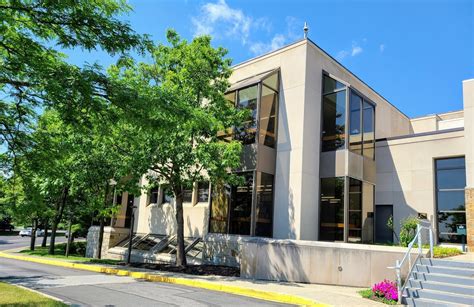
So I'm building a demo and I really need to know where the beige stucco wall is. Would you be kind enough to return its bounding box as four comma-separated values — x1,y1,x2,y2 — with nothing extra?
134,176,209,237
410,111,464,134
376,130,465,240
463,79,474,248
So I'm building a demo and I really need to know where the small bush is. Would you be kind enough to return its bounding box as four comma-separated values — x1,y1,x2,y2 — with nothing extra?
433,246,462,258
399,216,419,247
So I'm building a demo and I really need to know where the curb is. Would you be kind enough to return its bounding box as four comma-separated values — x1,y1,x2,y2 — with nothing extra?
0,251,326,306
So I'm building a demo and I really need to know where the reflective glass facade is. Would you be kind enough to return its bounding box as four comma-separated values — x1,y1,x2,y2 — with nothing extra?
435,157,466,243
209,71,279,237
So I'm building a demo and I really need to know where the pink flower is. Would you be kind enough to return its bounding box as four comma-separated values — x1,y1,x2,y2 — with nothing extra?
371,279,398,301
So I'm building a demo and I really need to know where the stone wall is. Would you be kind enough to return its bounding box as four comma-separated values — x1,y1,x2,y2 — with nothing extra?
466,188,474,250
85,226,130,258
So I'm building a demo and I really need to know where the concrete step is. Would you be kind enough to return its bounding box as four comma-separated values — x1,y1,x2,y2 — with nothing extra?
408,278,474,295
404,288,474,305
419,257,474,269
404,297,471,307
412,271,474,286
415,264,474,277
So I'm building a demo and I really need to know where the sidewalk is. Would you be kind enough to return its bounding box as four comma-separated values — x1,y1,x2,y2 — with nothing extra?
0,249,383,307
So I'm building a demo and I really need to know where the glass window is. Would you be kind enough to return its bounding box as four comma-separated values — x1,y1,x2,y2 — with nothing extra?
209,182,231,233
263,72,279,91
322,91,346,151
255,172,274,237
198,182,209,202
229,172,253,235
259,85,278,148
362,101,375,159
183,187,193,203
149,187,159,204
435,157,466,243
348,178,362,242
323,75,345,94
349,92,362,155
235,86,258,145
319,177,345,241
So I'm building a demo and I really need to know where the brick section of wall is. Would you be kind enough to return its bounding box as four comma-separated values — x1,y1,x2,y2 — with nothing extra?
466,188,474,250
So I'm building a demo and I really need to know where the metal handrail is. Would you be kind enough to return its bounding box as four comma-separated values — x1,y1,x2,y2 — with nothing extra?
388,221,434,304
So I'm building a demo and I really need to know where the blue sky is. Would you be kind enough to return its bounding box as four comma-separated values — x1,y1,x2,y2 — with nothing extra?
65,0,473,118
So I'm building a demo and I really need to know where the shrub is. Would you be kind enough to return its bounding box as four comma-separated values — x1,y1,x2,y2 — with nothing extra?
433,246,462,258
399,216,419,247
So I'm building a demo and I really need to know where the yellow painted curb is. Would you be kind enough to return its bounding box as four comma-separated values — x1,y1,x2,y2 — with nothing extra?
0,251,327,306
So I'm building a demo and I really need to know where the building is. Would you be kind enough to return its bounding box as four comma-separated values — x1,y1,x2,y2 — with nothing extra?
87,38,473,271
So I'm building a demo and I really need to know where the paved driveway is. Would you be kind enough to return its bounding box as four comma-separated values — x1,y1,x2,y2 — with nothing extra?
0,236,289,306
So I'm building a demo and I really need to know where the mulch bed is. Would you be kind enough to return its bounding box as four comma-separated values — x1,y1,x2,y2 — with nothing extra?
120,262,240,277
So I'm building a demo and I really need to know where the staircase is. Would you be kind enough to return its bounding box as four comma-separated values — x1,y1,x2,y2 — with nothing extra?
403,258,474,306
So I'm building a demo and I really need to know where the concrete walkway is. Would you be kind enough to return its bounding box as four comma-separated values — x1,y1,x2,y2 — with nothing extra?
445,252,474,262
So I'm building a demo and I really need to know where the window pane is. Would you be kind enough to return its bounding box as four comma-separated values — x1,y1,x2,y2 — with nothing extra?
210,182,230,233
319,177,345,241
183,188,193,203
162,187,173,203
362,101,375,159
349,92,362,155
437,191,465,211
436,157,465,170
437,168,466,189
225,91,236,105
235,86,258,145
263,72,279,91
255,172,274,237
149,187,159,204
348,178,362,242
229,172,253,235
322,91,346,151
259,85,278,148
323,75,345,94
438,212,466,235
198,182,209,203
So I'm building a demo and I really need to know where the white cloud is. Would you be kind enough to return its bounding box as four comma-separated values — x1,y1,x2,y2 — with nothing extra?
380,44,385,52
192,0,253,44
336,41,363,61
249,16,302,55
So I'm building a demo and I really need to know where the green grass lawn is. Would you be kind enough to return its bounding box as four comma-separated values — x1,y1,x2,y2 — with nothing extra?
0,282,67,306
20,242,121,265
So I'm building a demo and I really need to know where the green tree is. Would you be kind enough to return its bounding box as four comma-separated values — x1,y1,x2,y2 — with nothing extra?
0,0,147,169
108,30,245,266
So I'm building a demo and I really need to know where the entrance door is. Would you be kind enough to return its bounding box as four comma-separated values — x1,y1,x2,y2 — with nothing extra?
375,205,393,244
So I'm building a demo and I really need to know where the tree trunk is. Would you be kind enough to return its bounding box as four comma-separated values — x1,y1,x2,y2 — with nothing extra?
96,183,111,259
30,218,37,251
41,220,48,247
97,217,105,259
65,217,73,257
175,187,186,267
49,187,68,255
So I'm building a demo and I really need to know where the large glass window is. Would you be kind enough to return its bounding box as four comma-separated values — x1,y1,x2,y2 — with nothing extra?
320,177,374,243
149,187,159,204
255,172,274,237
235,86,258,145
183,187,193,203
229,172,253,235
349,92,362,155
435,157,466,243
197,182,209,203
209,171,274,237
259,85,278,148
348,91,375,159
320,177,345,241
322,86,346,151
209,182,231,233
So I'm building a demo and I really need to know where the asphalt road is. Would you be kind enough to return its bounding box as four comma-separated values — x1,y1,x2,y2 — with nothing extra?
0,234,68,251
0,237,289,307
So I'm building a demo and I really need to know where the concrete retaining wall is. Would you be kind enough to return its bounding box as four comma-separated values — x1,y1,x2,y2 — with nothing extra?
240,238,419,287
85,226,129,258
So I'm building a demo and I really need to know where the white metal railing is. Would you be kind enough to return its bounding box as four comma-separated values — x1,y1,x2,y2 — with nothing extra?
388,221,434,304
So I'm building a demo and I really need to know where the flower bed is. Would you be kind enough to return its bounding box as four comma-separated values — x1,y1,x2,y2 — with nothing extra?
359,279,398,305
